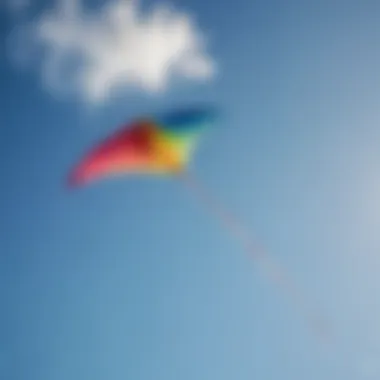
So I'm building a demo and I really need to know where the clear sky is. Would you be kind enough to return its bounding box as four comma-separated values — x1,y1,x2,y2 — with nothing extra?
2,0,380,379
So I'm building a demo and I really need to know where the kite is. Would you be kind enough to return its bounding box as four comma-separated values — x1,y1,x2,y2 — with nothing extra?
68,106,330,341
68,106,215,185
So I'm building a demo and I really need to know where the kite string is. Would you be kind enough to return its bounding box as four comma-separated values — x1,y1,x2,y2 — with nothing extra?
179,171,380,379
179,170,332,343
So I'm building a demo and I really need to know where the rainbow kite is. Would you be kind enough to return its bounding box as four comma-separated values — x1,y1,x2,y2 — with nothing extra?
68,107,216,186
68,106,329,341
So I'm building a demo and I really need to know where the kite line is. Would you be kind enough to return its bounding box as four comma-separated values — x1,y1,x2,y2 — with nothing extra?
179,170,332,344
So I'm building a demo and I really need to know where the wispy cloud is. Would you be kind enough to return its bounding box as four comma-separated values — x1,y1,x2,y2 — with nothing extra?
10,0,216,103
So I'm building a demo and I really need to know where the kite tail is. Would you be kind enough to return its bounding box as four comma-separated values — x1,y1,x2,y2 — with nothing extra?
179,170,332,344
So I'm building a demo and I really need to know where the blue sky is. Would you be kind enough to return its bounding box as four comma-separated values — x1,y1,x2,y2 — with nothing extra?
2,0,380,379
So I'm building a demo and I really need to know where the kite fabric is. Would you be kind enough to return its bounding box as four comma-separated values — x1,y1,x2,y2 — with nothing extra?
68,107,217,186
67,106,330,342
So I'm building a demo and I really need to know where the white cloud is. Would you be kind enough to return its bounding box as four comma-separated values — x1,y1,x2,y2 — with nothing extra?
14,0,216,103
